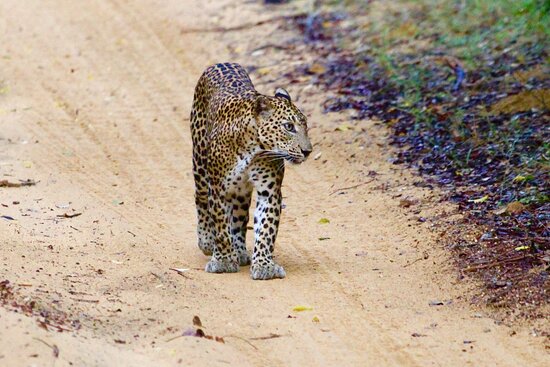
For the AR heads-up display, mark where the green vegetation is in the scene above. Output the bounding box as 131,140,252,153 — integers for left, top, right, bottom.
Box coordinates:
332,0,550,206
291,0,549,318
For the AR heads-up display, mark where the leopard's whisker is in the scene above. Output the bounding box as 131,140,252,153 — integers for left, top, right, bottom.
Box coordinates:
259,150,286,158
260,154,285,159
263,157,285,164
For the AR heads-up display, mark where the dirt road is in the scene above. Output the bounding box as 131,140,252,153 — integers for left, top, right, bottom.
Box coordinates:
0,1,547,366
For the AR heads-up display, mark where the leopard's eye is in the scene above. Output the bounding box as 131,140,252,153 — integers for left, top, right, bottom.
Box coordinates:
283,122,296,133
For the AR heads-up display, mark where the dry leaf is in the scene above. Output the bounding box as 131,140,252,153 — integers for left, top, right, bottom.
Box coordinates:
193,315,202,327
505,201,525,214
52,344,59,358
512,175,526,183
257,67,271,76
308,63,326,74
292,305,313,312
490,90,550,115
494,201,525,215
399,196,418,208
335,124,351,132
470,195,488,204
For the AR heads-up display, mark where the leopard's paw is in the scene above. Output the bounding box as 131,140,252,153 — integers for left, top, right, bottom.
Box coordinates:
205,258,239,273
250,262,286,280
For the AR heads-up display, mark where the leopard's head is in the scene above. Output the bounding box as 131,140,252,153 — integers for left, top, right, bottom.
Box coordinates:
255,88,313,164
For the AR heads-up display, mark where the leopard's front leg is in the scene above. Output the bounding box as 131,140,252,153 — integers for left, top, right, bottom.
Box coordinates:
230,182,253,266
204,186,240,274
249,159,286,280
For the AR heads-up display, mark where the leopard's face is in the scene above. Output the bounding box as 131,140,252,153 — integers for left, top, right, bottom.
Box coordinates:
255,88,312,164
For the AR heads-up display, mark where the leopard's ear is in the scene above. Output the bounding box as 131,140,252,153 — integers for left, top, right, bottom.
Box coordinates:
255,95,273,119
274,87,291,102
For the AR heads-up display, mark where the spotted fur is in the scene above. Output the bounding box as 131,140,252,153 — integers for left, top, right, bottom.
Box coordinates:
190,62,312,280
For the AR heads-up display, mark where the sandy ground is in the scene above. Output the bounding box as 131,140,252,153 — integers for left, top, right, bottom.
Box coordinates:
0,0,548,366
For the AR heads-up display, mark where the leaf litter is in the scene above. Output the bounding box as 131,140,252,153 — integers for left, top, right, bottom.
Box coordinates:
267,0,549,325
167,316,224,344
168,316,292,349
1,280,78,333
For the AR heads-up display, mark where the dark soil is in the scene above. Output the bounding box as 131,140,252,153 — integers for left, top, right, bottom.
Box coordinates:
1,280,79,332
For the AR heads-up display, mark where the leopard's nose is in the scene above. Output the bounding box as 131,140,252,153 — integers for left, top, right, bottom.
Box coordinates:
301,148,312,158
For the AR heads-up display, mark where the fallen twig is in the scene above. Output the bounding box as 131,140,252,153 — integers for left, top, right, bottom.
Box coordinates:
329,178,375,196
0,179,37,187
71,298,99,303
57,212,82,218
180,13,306,34
168,327,225,344
463,254,531,272
33,338,59,358
166,334,184,342
250,43,293,54
249,333,284,341
169,267,190,277
403,257,423,268
399,55,466,91
223,335,259,350
150,272,163,280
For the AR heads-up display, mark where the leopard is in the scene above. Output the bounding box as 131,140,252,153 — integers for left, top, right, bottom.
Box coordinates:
190,62,312,280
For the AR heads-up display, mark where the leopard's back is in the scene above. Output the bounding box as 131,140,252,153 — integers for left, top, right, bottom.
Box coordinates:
192,63,256,121
191,63,257,152
198,62,255,96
